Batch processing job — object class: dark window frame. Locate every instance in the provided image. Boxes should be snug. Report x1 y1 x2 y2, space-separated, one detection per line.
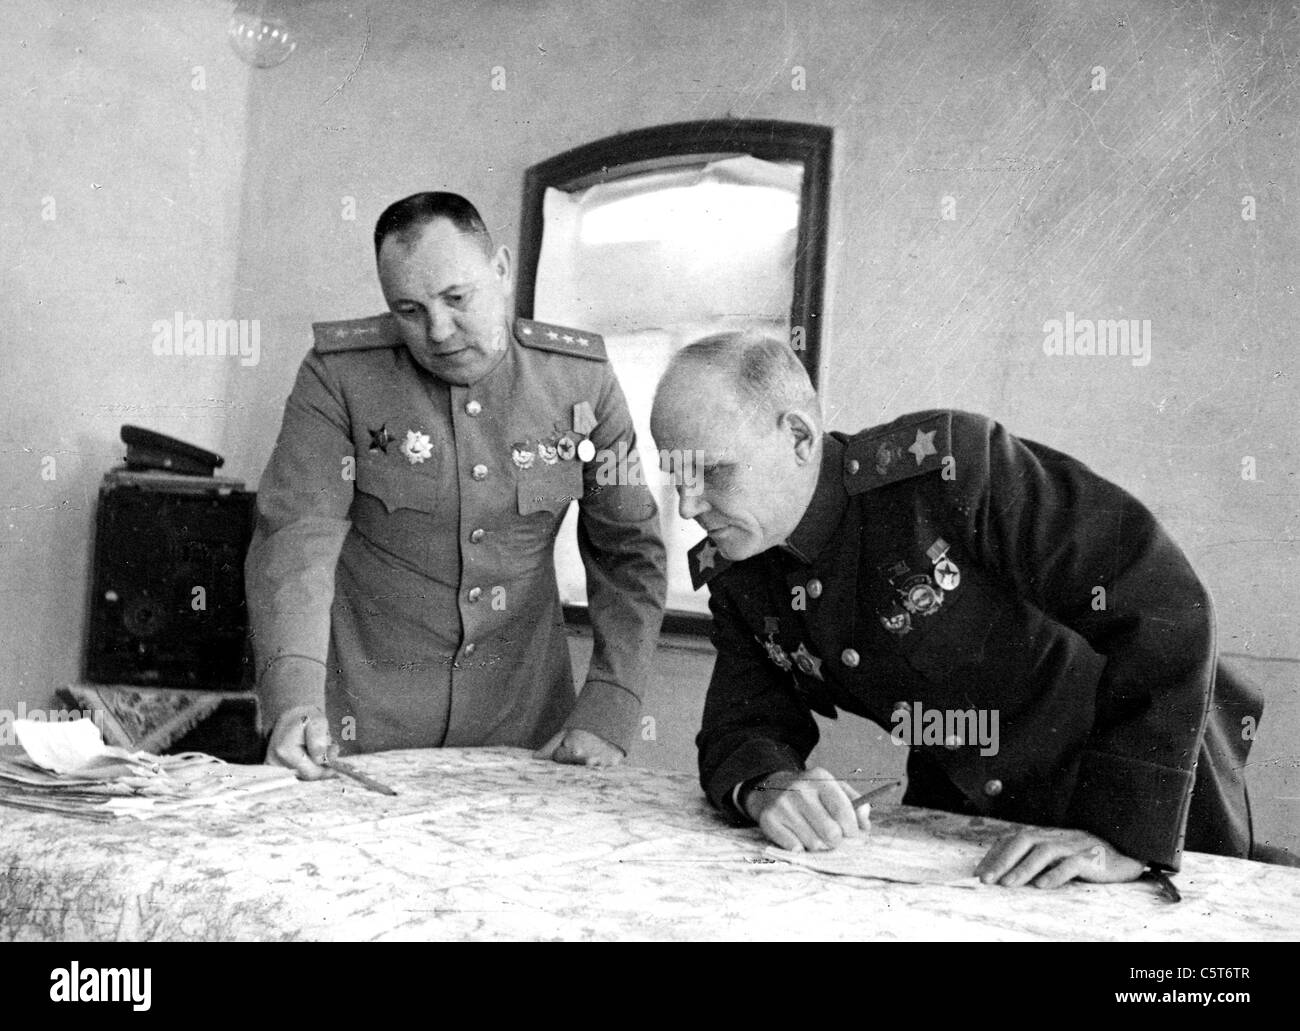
516 119 834 635
517 118 832 380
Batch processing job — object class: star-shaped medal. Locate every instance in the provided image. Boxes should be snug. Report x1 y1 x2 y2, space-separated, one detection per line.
368 424 394 454
908 428 937 465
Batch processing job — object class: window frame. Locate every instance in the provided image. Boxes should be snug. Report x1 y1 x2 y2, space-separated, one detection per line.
515 119 834 636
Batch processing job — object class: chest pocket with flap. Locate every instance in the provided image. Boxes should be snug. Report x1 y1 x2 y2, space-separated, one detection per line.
517 460 584 516
355 456 443 515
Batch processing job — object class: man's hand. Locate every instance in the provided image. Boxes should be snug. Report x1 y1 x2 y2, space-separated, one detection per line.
533 728 625 766
744 767 870 852
266 705 337 780
975 826 1146 889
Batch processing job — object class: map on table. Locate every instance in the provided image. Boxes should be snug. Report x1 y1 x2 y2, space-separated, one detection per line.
764 832 986 886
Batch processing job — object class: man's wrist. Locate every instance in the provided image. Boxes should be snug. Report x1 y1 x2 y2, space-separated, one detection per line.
255 654 327 734
733 774 770 820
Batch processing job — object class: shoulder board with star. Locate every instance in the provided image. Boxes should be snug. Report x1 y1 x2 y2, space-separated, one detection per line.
843 411 952 495
688 536 732 590
312 314 401 353
515 317 607 361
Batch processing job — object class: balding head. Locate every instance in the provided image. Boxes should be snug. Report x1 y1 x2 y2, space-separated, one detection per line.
651 330 823 561
653 330 821 440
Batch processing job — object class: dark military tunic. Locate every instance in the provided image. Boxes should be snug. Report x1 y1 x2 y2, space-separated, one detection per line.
694 410 1261 870
246 315 667 755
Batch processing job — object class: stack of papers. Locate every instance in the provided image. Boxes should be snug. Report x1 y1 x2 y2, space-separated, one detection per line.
0 717 297 821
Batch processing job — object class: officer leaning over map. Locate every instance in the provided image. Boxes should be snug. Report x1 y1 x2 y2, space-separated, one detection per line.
650 330 1272 889
245 192 667 774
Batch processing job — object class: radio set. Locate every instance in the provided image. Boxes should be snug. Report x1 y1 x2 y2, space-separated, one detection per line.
84 426 256 691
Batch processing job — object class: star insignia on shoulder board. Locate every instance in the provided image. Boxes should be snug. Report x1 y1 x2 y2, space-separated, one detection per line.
368 424 394 454
844 413 952 495
908 428 937 465
546 331 559 340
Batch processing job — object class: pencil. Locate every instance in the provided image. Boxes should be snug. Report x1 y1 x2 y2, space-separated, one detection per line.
324 757 399 796
852 779 902 811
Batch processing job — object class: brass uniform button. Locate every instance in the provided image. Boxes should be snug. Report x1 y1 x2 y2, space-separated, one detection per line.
467 587 483 603
807 579 823 599
465 400 482 416
841 648 860 668
469 528 485 544
984 779 1003 797
472 464 488 481
847 459 860 475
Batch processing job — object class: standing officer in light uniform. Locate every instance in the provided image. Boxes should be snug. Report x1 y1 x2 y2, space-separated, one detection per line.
246 192 667 773
651 331 1268 888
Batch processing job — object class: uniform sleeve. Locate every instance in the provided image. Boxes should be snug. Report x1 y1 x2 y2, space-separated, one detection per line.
697 578 819 820
244 350 354 733
946 412 1214 868
563 365 668 753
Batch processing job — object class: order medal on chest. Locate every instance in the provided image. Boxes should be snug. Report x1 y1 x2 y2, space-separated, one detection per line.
755 611 838 718
511 401 597 469
875 533 962 638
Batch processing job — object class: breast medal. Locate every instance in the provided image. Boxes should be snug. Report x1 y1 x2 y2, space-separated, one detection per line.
927 537 961 591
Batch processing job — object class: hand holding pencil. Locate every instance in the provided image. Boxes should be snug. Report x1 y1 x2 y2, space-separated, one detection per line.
744 768 898 853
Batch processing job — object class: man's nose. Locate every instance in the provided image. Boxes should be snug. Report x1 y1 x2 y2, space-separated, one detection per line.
677 487 708 522
427 305 457 344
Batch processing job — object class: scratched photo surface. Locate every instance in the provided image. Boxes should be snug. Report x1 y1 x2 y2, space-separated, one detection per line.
0 0 1296 943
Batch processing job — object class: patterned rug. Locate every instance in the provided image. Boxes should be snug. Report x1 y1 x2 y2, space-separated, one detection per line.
58 684 235 753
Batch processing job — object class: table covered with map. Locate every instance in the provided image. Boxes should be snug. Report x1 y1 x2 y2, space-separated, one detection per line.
2 747 1296 941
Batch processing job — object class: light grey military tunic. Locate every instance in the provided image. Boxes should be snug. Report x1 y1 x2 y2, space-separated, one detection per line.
246 315 667 755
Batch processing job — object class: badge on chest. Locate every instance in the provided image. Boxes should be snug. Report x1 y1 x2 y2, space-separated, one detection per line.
876 537 961 636
755 616 836 717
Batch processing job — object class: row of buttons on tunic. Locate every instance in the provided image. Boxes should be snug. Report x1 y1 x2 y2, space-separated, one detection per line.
806 577 861 670
462 397 483 664
801 575 998 795
888 703 1001 796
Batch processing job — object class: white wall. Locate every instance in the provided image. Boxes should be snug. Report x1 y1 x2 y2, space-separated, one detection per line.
0 0 251 729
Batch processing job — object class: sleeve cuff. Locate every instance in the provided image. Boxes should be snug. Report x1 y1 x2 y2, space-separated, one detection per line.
254 655 327 736
705 738 805 820
563 679 642 755
1065 749 1195 869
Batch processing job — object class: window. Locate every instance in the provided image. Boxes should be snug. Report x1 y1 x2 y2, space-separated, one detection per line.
517 120 832 626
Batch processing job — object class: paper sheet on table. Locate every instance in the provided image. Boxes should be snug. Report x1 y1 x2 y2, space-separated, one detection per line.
3 717 298 821
12 716 152 775
764 834 986 887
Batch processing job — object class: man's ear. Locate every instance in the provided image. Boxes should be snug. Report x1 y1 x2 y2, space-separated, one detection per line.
782 410 819 464
493 245 514 295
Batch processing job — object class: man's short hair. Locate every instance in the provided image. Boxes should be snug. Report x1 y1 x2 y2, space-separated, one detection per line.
373 192 492 258
660 330 821 428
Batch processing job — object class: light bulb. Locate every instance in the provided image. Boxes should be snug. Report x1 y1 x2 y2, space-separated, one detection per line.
228 1 297 69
